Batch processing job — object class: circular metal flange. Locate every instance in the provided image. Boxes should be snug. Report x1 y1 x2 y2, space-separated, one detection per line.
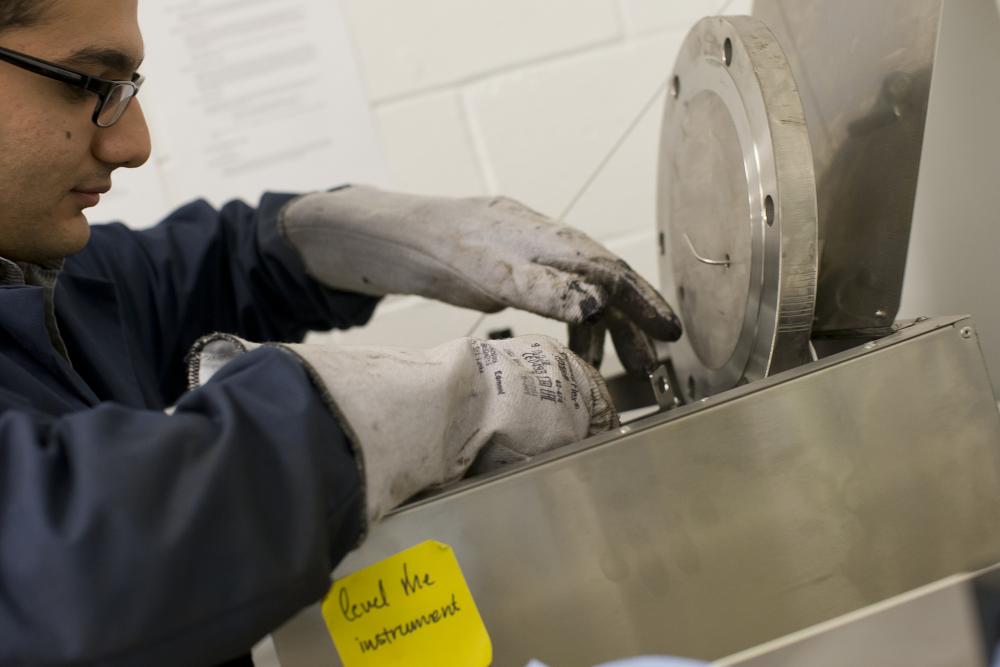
657 16 818 398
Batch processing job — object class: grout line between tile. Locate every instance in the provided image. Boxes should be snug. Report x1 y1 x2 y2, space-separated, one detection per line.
458 90 500 194
613 0 632 39
454 91 493 195
370 34 623 106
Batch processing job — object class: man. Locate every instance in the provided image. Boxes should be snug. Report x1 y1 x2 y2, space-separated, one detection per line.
0 1 681 664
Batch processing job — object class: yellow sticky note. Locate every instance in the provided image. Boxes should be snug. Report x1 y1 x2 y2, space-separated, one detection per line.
321 540 492 667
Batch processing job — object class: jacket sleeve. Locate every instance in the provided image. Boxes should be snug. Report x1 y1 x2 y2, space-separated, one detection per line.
66 194 380 402
0 347 364 667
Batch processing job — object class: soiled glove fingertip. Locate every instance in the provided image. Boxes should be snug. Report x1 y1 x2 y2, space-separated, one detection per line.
579 365 619 433
588 392 620 434
634 302 682 341
652 314 683 342
577 292 604 321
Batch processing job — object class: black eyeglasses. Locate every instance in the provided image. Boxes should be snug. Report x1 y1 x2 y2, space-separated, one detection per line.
0 46 143 128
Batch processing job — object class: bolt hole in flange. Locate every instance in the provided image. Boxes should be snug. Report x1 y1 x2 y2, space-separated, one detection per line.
764 194 775 227
670 75 681 98
723 37 733 66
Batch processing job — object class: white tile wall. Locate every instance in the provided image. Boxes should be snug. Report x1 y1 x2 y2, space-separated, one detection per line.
341 0 623 101
463 31 686 241
620 0 732 35
374 91 486 197
309 0 753 372
723 0 755 16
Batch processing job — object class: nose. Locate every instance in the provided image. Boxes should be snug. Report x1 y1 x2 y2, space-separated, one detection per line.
90 98 152 170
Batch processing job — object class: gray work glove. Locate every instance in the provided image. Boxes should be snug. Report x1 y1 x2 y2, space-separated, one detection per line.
279 185 682 373
189 334 617 526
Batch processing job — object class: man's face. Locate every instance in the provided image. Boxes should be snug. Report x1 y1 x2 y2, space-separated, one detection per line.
0 0 150 263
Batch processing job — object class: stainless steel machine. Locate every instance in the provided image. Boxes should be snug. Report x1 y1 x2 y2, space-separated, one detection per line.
272 1 1000 664
716 563 1000 666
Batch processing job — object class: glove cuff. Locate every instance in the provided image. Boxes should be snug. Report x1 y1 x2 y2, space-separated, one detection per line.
187 333 373 540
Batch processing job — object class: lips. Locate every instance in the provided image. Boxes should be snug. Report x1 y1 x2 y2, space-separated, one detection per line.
70 183 111 209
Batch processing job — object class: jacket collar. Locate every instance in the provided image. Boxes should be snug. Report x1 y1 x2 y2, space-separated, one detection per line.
0 255 64 287
0 255 70 361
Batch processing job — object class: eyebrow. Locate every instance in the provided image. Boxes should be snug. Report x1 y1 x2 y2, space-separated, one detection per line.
57 47 143 76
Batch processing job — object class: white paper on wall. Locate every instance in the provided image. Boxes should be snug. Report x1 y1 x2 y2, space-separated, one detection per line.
89 0 388 227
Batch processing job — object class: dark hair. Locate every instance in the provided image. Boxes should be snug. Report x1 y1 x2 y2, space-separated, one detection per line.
0 0 52 33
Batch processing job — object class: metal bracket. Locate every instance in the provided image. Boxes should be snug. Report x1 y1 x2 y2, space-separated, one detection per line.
649 363 684 410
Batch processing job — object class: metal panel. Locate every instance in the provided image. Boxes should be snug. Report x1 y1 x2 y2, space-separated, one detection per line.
753 0 942 335
274 317 1000 665
719 566 999 667
900 0 1000 394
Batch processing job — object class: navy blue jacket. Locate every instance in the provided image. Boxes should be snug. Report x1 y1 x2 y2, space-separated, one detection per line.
0 194 378 665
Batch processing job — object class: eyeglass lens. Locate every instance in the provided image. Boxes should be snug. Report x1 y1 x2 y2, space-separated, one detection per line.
97 83 137 127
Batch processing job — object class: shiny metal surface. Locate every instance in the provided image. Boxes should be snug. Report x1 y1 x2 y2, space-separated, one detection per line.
649 363 682 411
719 565 999 667
671 91 751 369
657 16 817 398
274 316 1000 666
900 0 1000 395
753 0 943 336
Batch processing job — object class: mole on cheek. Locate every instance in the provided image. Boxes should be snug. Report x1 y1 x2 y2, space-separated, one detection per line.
65 131 72 140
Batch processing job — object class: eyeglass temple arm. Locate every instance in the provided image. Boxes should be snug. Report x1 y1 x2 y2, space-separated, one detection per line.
0 48 86 85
